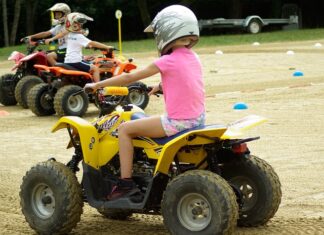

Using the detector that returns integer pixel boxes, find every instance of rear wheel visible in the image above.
[20,160,83,234]
[126,82,149,110]
[0,73,17,105]
[28,83,55,116]
[15,75,43,108]
[162,170,238,234]
[54,85,89,117]
[221,155,282,226]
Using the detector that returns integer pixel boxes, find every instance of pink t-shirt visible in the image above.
[154,47,205,119]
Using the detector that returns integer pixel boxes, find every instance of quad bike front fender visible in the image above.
[8,51,25,63]
[52,116,100,169]
[122,63,137,73]
[114,63,137,75]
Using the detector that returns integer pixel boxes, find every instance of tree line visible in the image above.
[1,0,324,47]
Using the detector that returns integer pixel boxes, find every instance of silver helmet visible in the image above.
[144,5,199,56]
[48,3,71,24]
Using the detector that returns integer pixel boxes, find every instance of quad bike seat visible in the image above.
[131,112,226,145]
[54,63,80,71]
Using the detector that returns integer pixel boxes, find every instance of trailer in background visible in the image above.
[198,15,299,34]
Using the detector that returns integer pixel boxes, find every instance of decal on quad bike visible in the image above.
[137,136,156,145]
[89,137,96,150]
[100,114,120,131]
[154,147,163,154]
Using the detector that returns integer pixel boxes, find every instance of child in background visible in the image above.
[84,5,205,200]
[46,12,113,82]
[23,3,71,66]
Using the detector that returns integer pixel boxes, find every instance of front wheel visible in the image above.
[54,85,89,117]
[0,73,17,105]
[162,170,238,235]
[15,75,43,108]
[126,82,149,110]
[20,160,83,234]
[221,155,282,227]
[27,83,56,116]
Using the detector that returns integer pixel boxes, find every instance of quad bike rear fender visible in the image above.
[34,64,51,72]
[221,115,267,139]
[52,116,100,169]
[34,65,93,80]
[154,116,266,175]
[54,68,93,79]
[154,125,227,175]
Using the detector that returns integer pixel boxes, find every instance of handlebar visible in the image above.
[86,46,117,52]
[82,86,129,96]
[84,86,94,94]
[147,86,163,97]
[21,37,45,46]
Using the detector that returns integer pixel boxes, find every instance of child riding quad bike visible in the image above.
[0,38,48,108]
[5,3,72,108]
[20,86,282,234]
[27,48,148,117]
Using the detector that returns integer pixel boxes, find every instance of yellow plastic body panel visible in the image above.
[52,112,266,176]
[177,147,207,165]
[52,116,100,169]
[93,110,133,166]
[154,126,227,175]
[222,115,267,139]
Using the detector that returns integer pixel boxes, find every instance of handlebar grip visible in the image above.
[84,86,95,94]
[103,87,129,96]
[37,39,45,45]
[147,86,163,95]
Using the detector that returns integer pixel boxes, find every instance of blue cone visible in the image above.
[233,102,248,110]
[293,71,304,77]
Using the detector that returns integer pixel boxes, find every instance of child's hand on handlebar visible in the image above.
[84,83,98,94]
[44,39,52,45]
[20,37,31,43]
[148,84,160,96]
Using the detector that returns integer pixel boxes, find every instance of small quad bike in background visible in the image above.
[92,49,150,110]
[20,86,282,234]
[27,48,149,117]
[0,38,48,108]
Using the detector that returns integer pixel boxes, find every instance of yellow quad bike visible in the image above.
[20,87,282,235]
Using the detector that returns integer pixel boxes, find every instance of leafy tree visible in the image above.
[2,0,9,46]
[10,0,22,45]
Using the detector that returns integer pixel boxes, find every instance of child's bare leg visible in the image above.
[91,66,100,82]
[46,52,58,66]
[118,116,166,178]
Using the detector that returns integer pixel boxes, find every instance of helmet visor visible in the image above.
[144,25,153,33]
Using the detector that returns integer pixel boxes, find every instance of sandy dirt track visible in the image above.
[1,40,324,234]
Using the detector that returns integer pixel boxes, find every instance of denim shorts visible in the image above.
[161,112,205,137]
[56,48,66,63]
[65,61,91,72]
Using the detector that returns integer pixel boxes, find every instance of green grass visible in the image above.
[1,28,324,60]
[198,28,324,47]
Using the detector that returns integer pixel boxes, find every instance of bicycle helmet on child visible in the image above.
[65,12,93,33]
[48,3,71,25]
[144,5,199,56]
